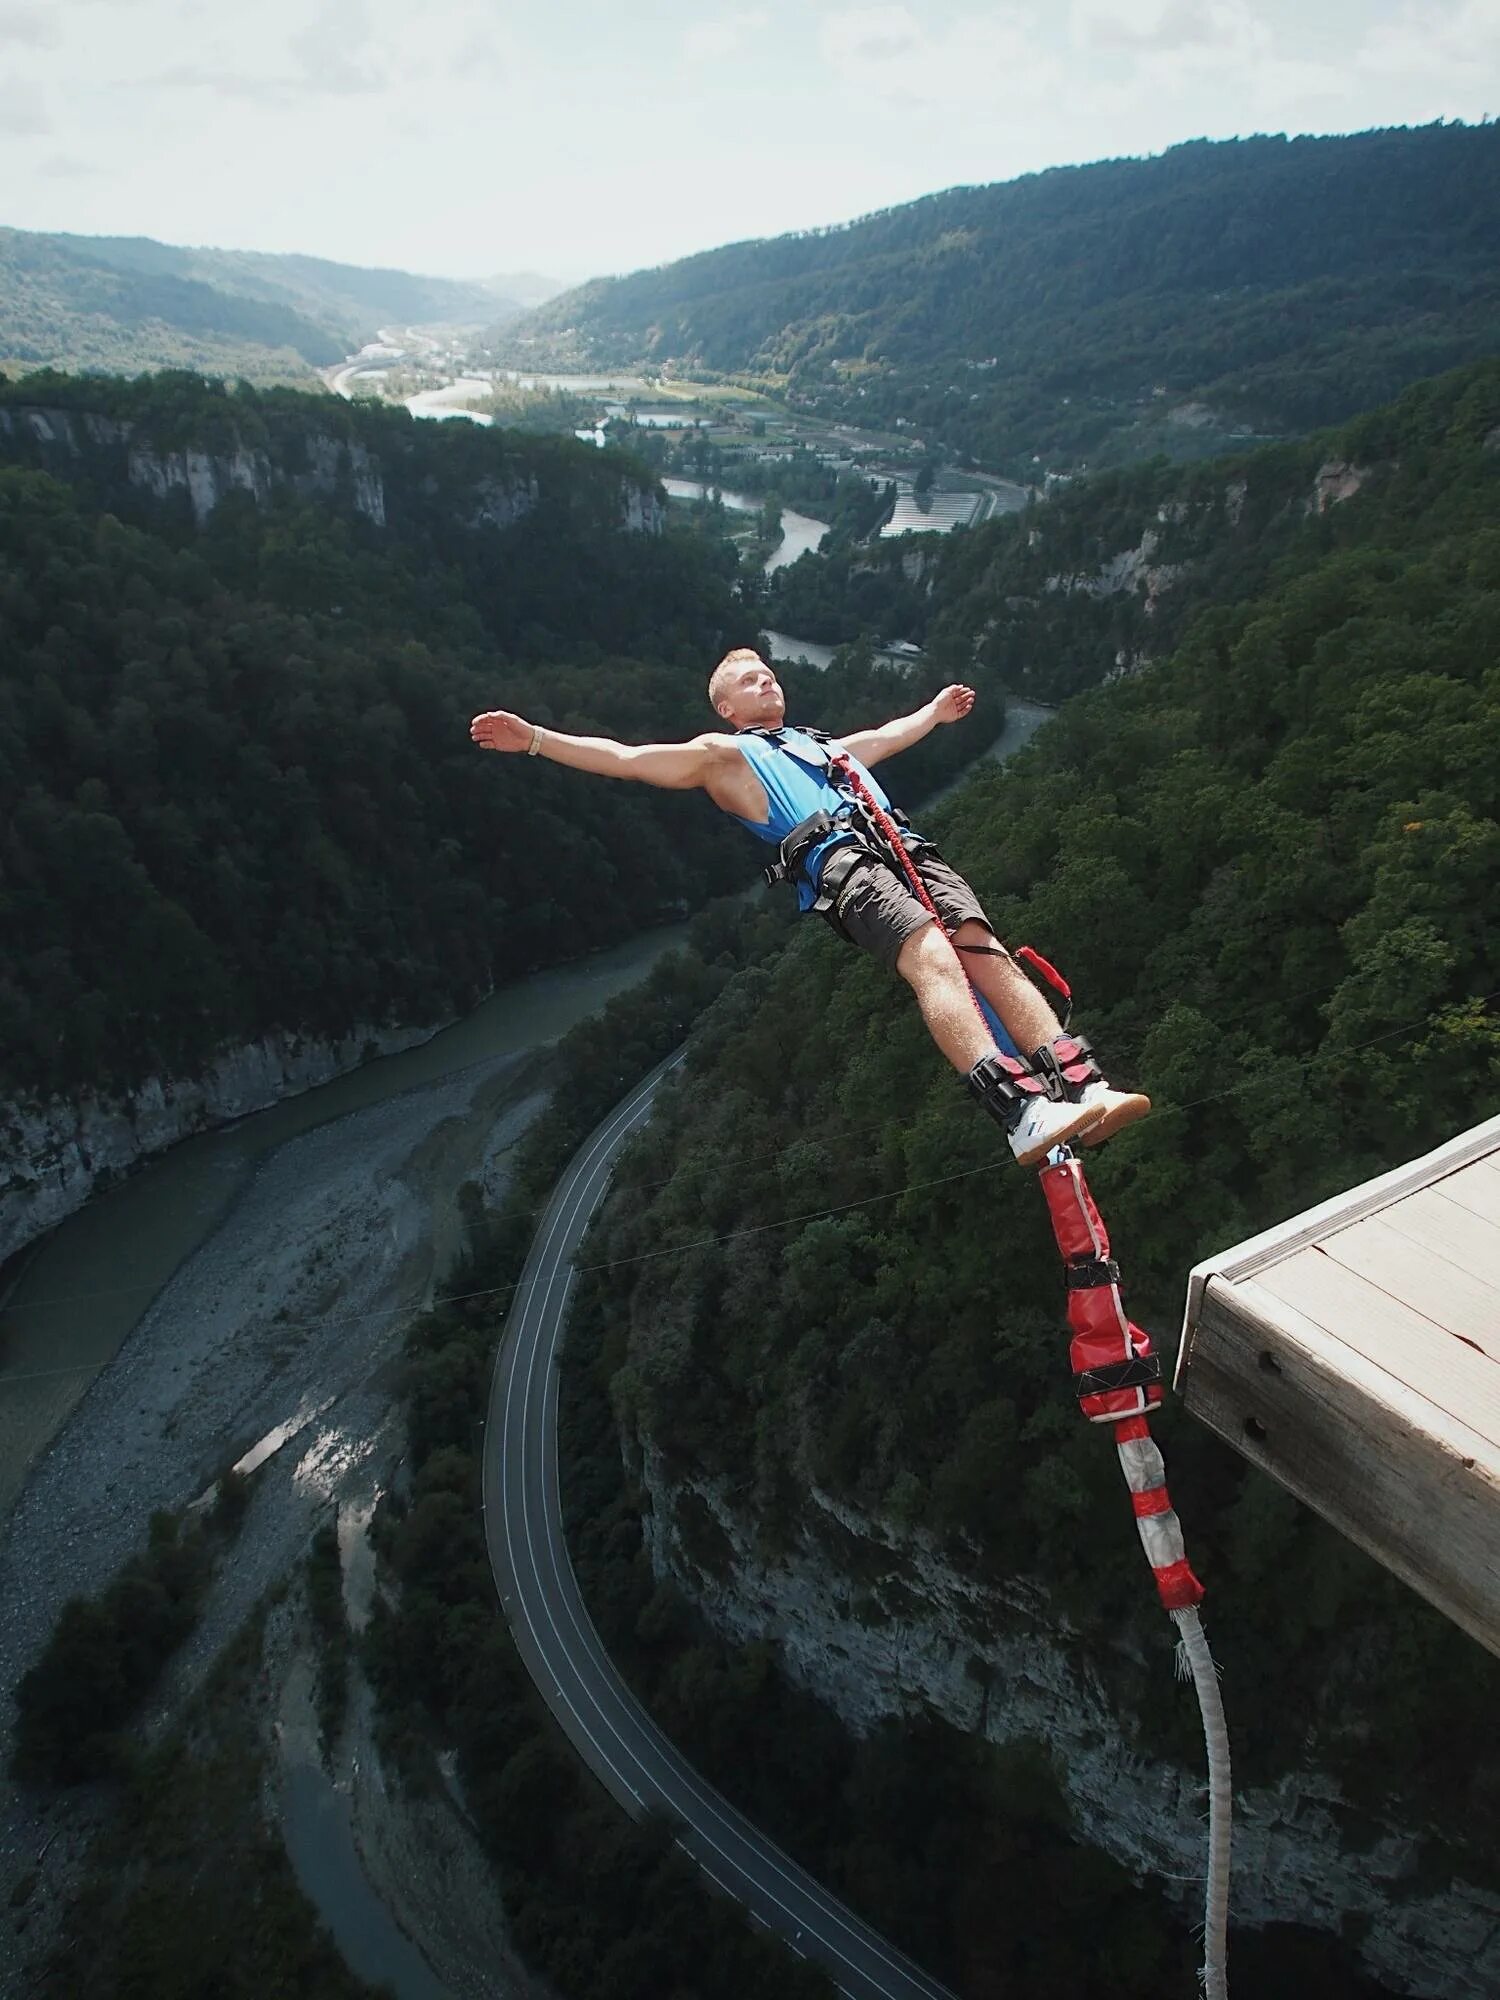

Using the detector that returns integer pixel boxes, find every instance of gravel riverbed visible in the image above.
[1,1049,551,1995]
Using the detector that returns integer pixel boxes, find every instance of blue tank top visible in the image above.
[728,727,909,911]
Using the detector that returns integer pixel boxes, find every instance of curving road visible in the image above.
[482,1054,955,2000]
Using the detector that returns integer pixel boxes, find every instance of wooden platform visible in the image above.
[1175,1113,1500,1658]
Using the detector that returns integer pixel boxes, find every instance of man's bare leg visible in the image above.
[893,921,1107,1163]
[949,919,1062,1050]
[951,919,1150,1144]
[894,921,997,1073]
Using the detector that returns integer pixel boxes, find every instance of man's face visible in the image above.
[719,656,785,728]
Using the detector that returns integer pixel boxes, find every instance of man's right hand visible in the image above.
[470,709,532,753]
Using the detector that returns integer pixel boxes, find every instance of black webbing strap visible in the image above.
[1065,1257,1121,1290]
[763,807,841,887]
[1073,1353,1162,1397]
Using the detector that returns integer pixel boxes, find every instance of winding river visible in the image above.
[659,475,826,572]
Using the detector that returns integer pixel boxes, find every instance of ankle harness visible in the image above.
[1034,1032,1104,1102]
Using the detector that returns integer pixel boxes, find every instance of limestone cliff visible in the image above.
[0,1023,438,1265]
[0,405,387,527]
[638,1443,1500,2000]
[0,402,663,538]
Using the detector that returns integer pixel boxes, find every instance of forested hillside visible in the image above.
[565,363,1500,1967]
[499,123,1500,475]
[0,372,1002,1105]
[0,227,512,384]
[768,360,1500,701]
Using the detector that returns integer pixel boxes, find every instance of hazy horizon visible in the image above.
[3,1,1495,286]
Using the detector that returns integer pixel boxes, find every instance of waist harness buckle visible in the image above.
[762,807,843,889]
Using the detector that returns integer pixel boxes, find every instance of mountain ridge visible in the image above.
[495,123,1500,475]
[0,226,565,385]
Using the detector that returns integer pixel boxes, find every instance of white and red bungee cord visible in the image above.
[830,750,1233,2000]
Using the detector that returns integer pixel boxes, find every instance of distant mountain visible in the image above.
[480,269,571,310]
[0,227,508,385]
[493,123,1500,476]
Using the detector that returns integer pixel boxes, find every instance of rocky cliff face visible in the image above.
[1046,520,1187,617]
[0,1023,438,1265]
[0,403,663,538]
[1042,461,1379,618]
[1310,459,1372,514]
[0,405,388,527]
[638,1444,1500,2000]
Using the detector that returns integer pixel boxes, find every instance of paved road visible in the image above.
[482,1055,955,2000]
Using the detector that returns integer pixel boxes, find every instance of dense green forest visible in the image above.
[560,364,1500,1969]
[497,124,1500,476]
[766,359,1500,694]
[0,370,1002,1105]
[355,364,1500,1999]
[0,226,511,384]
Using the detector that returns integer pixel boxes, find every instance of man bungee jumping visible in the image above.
[470,648,1149,1167]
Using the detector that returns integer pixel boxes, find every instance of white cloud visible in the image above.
[38,152,103,178]
[1358,0,1500,81]
[161,0,506,99]
[445,28,508,82]
[144,62,296,103]
[821,5,923,67]
[0,5,60,47]
[0,74,50,134]
[289,1,390,97]
[1057,1,1366,131]
[1070,0,1252,55]
[819,5,1056,109]
[139,2,419,107]
[685,12,770,65]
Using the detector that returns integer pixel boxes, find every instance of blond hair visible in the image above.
[707,647,765,717]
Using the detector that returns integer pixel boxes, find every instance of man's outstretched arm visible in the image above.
[470,708,714,790]
[839,683,976,768]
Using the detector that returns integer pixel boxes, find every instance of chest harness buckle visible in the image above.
[747,728,926,916]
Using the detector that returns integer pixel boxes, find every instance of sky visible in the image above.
[2,0,1497,286]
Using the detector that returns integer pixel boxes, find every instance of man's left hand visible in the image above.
[933,684,976,724]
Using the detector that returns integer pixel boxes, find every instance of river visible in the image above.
[0,677,1048,1512]
[660,475,826,573]
[0,930,688,1523]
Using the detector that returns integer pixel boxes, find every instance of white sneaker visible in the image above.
[1008,1090,1106,1168]
[1076,1080,1152,1146]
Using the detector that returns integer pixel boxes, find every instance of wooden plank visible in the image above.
[1181,1275,1500,1659]
[1254,1247,1500,1437]
[1178,1113,1500,1382]
[1375,1183,1500,1291]
[1439,1165,1500,1226]
[1320,1213,1500,1355]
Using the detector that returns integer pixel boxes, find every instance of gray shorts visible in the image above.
[826,847,993,970]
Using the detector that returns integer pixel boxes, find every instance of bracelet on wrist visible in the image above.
[527,724,544,757]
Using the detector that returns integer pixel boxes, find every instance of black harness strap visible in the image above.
[1074,1353,1162,1397]
[747,725,922,917]
[1064,1257,1122,1290]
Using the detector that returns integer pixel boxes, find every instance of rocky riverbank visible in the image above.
[1,1022,440,1267]
[0,1047,551,1995]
